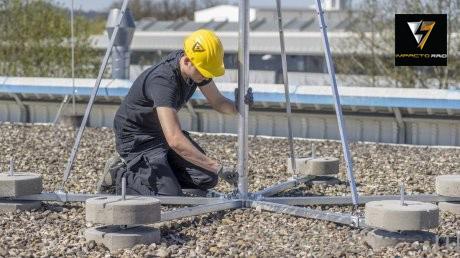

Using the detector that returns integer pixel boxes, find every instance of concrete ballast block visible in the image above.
[85,225,160,251]
[0,173,42,197]
[438,202,460,215]
[86,196,161,225]
[287,157,339,176]
[435,175,460,197]
[0,200,42,213]
[365,229,436,249]
[365,200,439,231]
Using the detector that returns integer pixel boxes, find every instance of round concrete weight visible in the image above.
[365,229,436,249]
[85,225,160,251]
[86,196,161,225]
[438,202,460,215]
[0,200,41,213]
[365,200,439,232]
[435,175,460,197]
[286,157,339,176]
[0,173,42,197]
[59,114,85,127]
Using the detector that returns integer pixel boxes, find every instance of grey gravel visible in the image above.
[0,123,459,257]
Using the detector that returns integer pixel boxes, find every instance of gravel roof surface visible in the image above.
[0,123,459,257]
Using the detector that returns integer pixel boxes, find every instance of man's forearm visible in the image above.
[214,97,238,115]
[170,133,221,173]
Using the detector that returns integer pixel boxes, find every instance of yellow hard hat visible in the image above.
[184,29,225,78]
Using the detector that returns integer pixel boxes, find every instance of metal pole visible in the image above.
[9,192,225,205]
[253,175,314,198]
[121,177,126,201]
[52,95,69,124]
[400,182,406,206]
[251,201,364,228]
[275,0,297,178]
[313,0,359,208]
[237,0,250,198]
[262,194,460,205]
[8,158,13,176]
[60,0,131,191]
[71,0,76,114]
[311,143,316,159]
[9,192,460,205]
[160,200,242,222]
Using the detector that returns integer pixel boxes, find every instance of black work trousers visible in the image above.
[114,131,218,196]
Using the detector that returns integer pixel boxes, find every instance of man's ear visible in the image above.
[183,56,192,66]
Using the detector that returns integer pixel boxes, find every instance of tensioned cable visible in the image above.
[71,0,76,114]
[52,95,69,124]
[53,0,76,124]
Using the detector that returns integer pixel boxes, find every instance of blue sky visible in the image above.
[53,0,317,12]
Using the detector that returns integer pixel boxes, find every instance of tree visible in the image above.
[109,0,227,21]
[0,0,101,78]
[334,0,460,89]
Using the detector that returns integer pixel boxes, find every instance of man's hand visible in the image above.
[234,87,254,112]
[157,107,221,173]
[217,166,239,185]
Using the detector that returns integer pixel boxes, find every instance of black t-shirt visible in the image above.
[114,50,199,140]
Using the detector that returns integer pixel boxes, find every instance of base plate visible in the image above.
[85,225,160,251]
[365,229,436,249]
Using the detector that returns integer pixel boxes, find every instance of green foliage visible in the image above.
[335,0,460,89]
[0,0,102,78]
[88,18,107,35]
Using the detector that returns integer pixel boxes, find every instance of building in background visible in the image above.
[3,1,460,146]
[92,0,358,84]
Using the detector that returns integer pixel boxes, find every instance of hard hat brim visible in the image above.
[196,63,225,78]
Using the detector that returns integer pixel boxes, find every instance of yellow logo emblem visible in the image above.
[192,42,205,52]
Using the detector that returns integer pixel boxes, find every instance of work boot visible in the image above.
[96,152,125,194]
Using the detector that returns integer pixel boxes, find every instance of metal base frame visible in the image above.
[3,0,453,235]
[4,176,460,228]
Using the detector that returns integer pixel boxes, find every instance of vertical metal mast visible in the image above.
[237,0,250,198]
[60,0,131,191]
[314,0,359,208]
[276,0,297,178]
